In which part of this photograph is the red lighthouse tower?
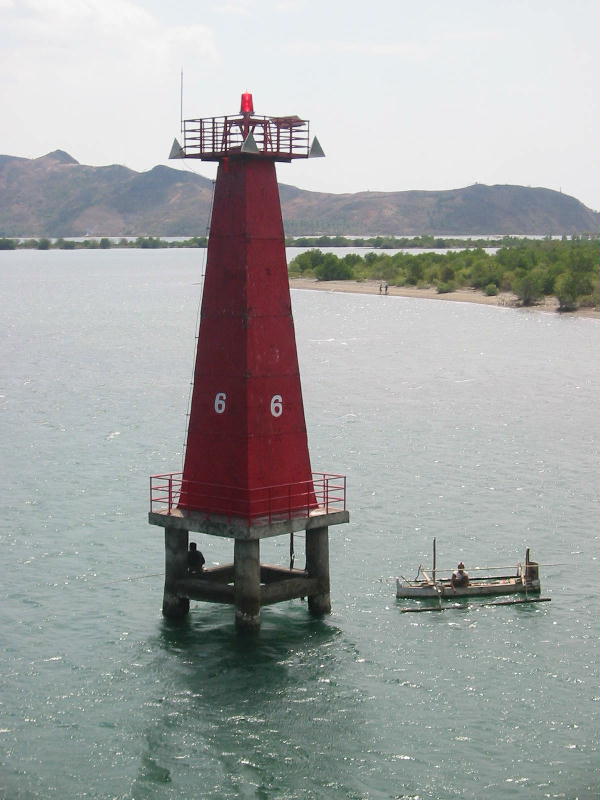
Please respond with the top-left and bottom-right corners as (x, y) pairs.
(149, 94), (349, 630)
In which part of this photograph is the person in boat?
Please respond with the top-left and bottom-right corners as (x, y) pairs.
(187, 541), (206, 575)
(451, 562), (470, 588)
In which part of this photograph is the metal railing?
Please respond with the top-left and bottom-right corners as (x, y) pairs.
(183, 114), (310, 160)
(149, 471), (346, 523)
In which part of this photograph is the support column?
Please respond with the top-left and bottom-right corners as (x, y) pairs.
(305, 526), (331, 615)
(234, 539), (261, 631)
(162, 526), (190, 618)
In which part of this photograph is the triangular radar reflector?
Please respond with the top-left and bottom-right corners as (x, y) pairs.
(241, 132), (260, 154)
(169, 138), (185, 159)
(308, 136), (325, 158)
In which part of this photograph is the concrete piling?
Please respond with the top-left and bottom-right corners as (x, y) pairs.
(162, 526), (190, 618)
(234, 539), (261, 631)
(305, 526), (331, 616)
(151, 510), (348, 629)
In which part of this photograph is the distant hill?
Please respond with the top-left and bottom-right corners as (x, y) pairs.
(0, 150), (598, 237)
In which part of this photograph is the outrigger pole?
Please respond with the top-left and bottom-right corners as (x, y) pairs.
(414, 563), (567, 575)
(401, 597), (552, 614)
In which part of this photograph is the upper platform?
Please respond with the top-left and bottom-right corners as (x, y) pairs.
(149, 471), (347, 538)
(169, 92), (325, 163)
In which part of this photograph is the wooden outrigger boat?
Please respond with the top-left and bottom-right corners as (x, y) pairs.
(396, 540), (543, 604)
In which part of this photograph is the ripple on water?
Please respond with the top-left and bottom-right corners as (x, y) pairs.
(0, 252), (598, 799)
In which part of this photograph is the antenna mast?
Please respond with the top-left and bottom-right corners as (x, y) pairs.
(180, 69), (184, 139)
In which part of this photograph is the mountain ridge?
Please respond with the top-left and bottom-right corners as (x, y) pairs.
(0, 150), (598, 237)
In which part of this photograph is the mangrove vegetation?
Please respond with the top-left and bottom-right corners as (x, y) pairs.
(288, 237), (600, 312)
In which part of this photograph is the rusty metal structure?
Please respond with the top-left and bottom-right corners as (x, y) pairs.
(150, 93), (347, 631)
(169, 91), (324, 162)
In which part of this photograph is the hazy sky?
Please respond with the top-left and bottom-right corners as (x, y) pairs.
(2, 0), (599, 209)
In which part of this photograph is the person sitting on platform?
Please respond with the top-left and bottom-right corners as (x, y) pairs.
(451, 562), (469, 588)
(187, 541), (206, 575)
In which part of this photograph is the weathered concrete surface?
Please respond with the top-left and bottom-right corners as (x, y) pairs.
(176, 578), (235, 604)
(177, 570), (318, 607)
(149, 507), (349, 539)
(162, 527), (190, 618)
(153, 513), (349, 628)
(234, 539), (261, 631)
(305, 526), (331, 616)
(260, 576), (319, 606)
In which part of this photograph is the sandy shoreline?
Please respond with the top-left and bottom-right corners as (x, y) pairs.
(289, 278), (600, 319)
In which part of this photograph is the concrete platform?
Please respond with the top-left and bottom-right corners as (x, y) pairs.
(149, 506), (349, 539)
(175, 564), (320, 606)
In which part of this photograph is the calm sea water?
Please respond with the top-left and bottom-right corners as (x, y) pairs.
(1, 248), (598, 800)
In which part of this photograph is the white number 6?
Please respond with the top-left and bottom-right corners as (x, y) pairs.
(270, 394), (283, 417)
(214, 392), (226, 414)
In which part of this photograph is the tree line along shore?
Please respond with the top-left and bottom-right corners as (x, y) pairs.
(2, 233), (598, 251)
(1, 234), (598, 313)
(289, 237), (599, 313)
(0, 235), (209, 250)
